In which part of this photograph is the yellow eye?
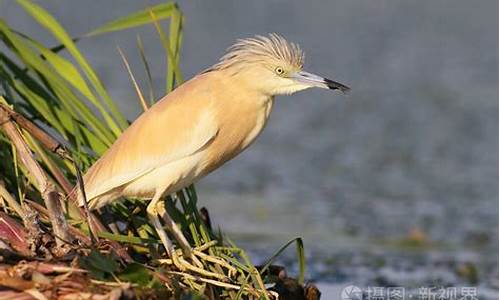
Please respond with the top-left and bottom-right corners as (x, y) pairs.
(275, 67), (285, 75)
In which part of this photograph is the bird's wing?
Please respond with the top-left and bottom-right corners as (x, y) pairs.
(81, 75), (218, 203)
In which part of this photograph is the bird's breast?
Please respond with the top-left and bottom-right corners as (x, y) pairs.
(241, 98), (273, 148)
(200, 96), (273, 176)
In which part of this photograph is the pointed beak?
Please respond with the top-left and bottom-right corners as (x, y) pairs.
(291, 71), (350, 93)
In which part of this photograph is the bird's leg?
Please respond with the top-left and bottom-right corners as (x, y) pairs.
(151, 193), (225, 278)
(156, 200), (206, 273)
(147, 191), (174, 257)
(154, 200), (232, 279)
(156, 200), (192, 258)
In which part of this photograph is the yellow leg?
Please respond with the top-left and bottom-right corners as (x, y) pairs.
(147, 190), (174, 257)
(149, 190), (223, 277)
(155, 196), (199, 273)
(157, 200), (192, 258)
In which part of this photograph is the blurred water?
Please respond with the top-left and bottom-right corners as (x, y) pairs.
(1, 0), (497, 297)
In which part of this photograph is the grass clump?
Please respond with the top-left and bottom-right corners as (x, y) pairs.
(0, 1), (310, 299)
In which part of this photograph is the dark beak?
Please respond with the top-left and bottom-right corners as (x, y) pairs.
(292, 71), (351, 94)
(324, 78), (351, 93)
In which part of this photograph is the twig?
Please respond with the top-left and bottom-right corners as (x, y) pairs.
(0, 102), (131, 262)
(117, 47), (149, 112)
(0, 103), (73, 194)
(72, 160), (97, 245)
(24, 134), (73, 195)
(0, 183), (26, 220)
(71, 188), (134, 260)
(0, 104), (72, 161)
(24, 199), (91, 246)
(88, 213), (133, 263)
(0, 108), (72, 250)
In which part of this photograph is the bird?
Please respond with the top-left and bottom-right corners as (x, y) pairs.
(78, 33), (349, 263)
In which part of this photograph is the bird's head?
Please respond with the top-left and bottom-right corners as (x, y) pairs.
(207, 33), (350, 96)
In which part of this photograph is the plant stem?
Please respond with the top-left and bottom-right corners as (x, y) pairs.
(0, 107), (72, 249)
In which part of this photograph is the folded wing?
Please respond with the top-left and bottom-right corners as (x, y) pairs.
(79, 75), (218, 206)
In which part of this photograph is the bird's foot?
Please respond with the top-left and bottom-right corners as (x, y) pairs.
(158, 241), (236, 280)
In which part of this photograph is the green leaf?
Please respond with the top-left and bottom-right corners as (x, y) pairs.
(136, 35), (156, 105)
(97, 231), (157, 245)
(85, 3), (178, 37)
(181, 294), (205, 300)
(0, 53), (65, 135)
(259, 237), (306, 284)
(0, 20), (116, 148)
(25, 36), (116, 126)
(167, 8), (184, 92)
(118, 263), (152, 286)
(148, 7), (183, 93)
(79, 249), (119, 279)
(16, 0), (128, 133)
(89, 249), (119, 273)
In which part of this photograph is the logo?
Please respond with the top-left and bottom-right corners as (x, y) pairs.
(341, 285), (363, 300)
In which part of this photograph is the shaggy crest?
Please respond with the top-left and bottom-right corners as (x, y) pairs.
(207, 33), (305, 72)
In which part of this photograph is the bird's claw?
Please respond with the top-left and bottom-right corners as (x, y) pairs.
(158, 242), (236, 280)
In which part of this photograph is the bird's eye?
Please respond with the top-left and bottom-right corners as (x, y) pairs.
(275, 67), (285, 75)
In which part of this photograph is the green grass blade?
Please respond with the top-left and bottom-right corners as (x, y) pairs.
(85, 2), (178, 37)
(259, 237), (306, 284)
(136, 35), (156, 105)
(97, 231), (157, 245)
(16, 0), (128, 133)
(0, 20), (115, 148)
(148, 8), (182, 93)
(0, 57), (65, 135)
(23, 36), (121, 133)
(167, 9), (184, 92)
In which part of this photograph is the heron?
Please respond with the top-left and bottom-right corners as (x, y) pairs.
(78, 33), (349, 266)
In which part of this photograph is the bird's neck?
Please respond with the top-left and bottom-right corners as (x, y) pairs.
(215, 69), (274, 105)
